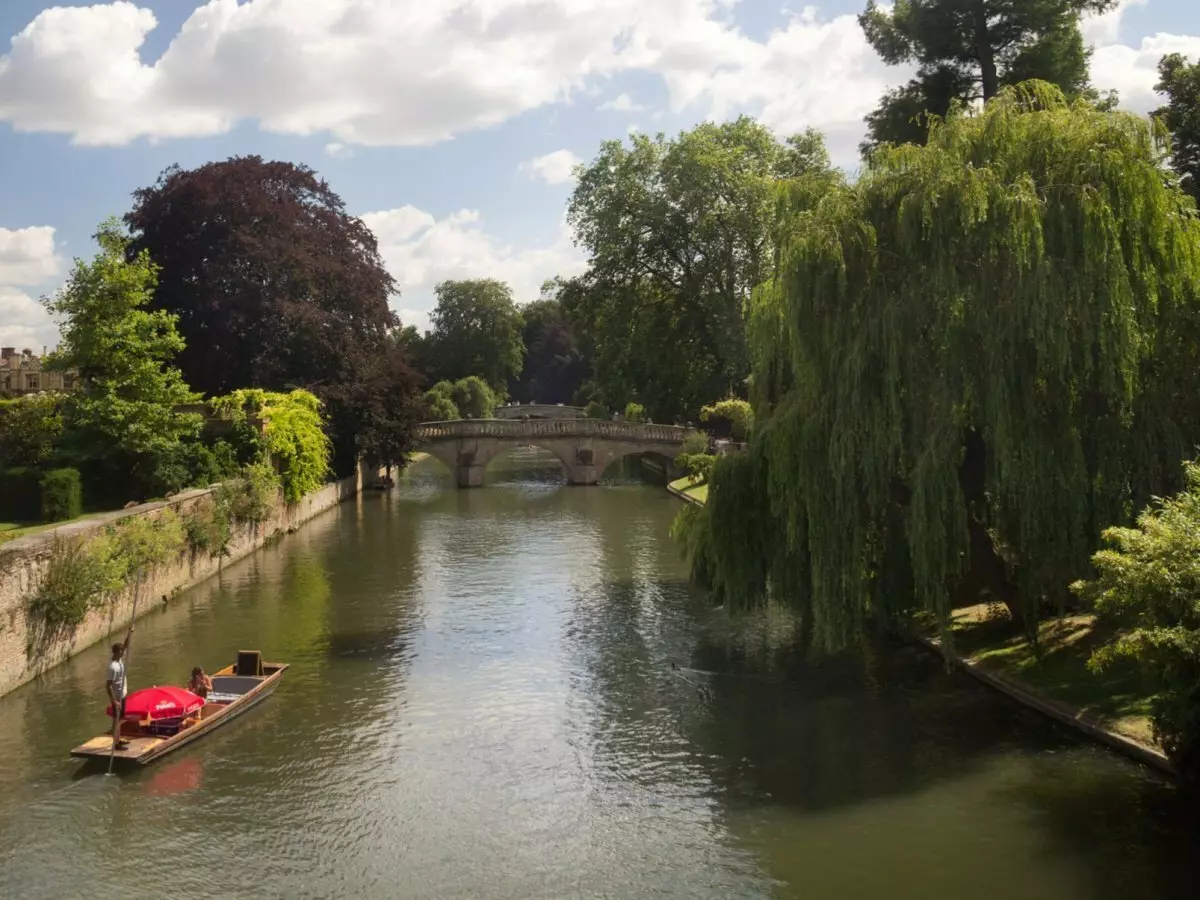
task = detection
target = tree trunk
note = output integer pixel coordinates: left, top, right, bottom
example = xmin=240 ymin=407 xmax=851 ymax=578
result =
xmin=975 ymin=5 xmax=999 ymax=101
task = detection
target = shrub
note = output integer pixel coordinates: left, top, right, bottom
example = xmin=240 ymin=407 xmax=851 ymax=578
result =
xmin=624 ymin=402 xmax=646 ymax=423
xmin=0 ymin=468 xmax=42 ymax=521
xmin=675 ymin=453 xmax=715 ymax=484
xmin=0 ymin=393 xmax=64 ymax=468
xmin=210 ymin=390 xmax=330 ymax=503
xmin=449 ymin=376 xmax=498 ymax=419
xmin=700 ymin=398 xmax=753 ymax=441
xmin=27 ymin=538 xmax=113 ymax=631
xmin=423 ymin=386 xmax=459 ymax=421
xmin=183 ymin=499 xmax=232 ymax=556
xmin=1074 ymin=460 xmax=1200 ymax=779
xmin=40 ymin=468 xmax=82 ymax=522
xmin=215 ymin=462 xmax=279 ymax=524
xmin=680 ymin=430 xmax=709 ymax=456
xmin=584 ymin=400 xmax=608 ymax=420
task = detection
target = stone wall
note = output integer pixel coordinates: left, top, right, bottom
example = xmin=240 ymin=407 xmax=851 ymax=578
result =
xmin=0 ymin=464 xmax=372 ymax=699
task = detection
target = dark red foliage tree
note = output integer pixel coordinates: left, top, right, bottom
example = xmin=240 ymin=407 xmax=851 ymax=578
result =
xmin=125 ymin=156 xmax=422 ymax=473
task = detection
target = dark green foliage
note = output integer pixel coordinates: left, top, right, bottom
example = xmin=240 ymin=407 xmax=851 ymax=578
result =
xmin=566 ymin=120 xmax=837 ymax=423
xmin=425 ymin=280 xmax=524 ymax=392
xmin=858 ymin=0 xmax=1114 ymax=152
xmin=584 ymin=400 xmax=609 ymax=420
xmin=1155 ymin=54 xmax=1200 ymax=202
xmin=0 ymin=394 xmax=64 ymax=469
xmin=510 ymin=290 xmax=591 ymax=405
xmin=39 ymin=469 xmax=82 ymax=522
xmin=0 ymin=468 xmax=42 ymax=521
xmin=1076 ymin=460 xmax=1200 ymax=778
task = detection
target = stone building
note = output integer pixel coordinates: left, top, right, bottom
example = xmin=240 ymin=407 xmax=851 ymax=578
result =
xmin=0 ymin=347 xmax=77 ymax=396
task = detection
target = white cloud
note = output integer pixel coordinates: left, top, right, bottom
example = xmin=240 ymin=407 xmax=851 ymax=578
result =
xmin=361 ymin=204 xmax=587 ymax=330
xmin=324 ymin=141 xmax=354 ymax=159
xmin=0 ymin=226 xmax=62 ymax=351
xmin=599 ymin=92 xmax=645 ymax=113
xmin=0 ymin=0 xmax=1192 ymax=168
xmin=520 ymin=149 xmax=583 ymax=185
xmin=0 ymin=226 xmax=61 ymax=286
xmin=1081 ymin=1 xmax=1200 ymax=114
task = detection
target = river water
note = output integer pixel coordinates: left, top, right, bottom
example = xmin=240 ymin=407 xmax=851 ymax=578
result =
xmin=1 ymin=453 xmax=1197 ymax=899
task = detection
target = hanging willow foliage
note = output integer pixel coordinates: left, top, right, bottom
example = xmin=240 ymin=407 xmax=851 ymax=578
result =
xmin=685 ymin=82 xmax=1200 ymax=650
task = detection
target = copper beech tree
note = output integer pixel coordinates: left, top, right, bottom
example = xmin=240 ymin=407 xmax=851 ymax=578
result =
xmin=124 ymin=156 xmax=423 ymax=473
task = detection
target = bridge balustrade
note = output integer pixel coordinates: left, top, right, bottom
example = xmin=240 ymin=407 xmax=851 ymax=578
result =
xmin=415 ymin=419 xmax=691 ymax=444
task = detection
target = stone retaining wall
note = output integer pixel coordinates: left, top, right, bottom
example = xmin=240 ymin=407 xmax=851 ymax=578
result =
xmin=0 ymin=464 xmax=372 ymax=699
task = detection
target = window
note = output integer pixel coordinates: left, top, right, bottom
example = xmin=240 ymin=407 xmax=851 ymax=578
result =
xmin=25 ymin=374 xmax=38 ymax=390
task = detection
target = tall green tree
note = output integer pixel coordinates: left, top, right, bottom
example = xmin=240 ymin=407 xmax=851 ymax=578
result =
xmin=566 ymin=119 xmax=834 ymax=422
xmin=1155 ymin=53 xmax=1200 ymax=202
xmin=426 ymin=279 xmax=524 ymax=393
xmin=859 ymin=0 xmax=1114 ymax=151
xmin=680 ymin=84 xmax=1200 ymax=649
xmin=44 ymin=219 xmax=201 ymax=496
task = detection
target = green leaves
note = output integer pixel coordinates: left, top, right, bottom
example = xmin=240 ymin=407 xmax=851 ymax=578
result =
xmin=689 ymin=85 xmax=1200 ymax=654
xmin=426 ymin=280 xmax=524 ymax=393
xmin=566 ymin=119 xmax=832 ymax=422
xmin=1076 ymin=461 xmax=1200 ymax=774
xmin=1154 ymin=53 xmax=1200 ymax=203
xmin=44 ymin=218 xmax=200 ymax=463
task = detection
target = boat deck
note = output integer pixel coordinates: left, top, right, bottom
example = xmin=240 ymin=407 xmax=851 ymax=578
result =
xmin=71 ymin=734 xmax=168 ymax=761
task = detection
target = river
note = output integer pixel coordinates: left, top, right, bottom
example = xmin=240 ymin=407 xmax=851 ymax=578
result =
xmin=0 ymin=452 xmax=1197 ymax=899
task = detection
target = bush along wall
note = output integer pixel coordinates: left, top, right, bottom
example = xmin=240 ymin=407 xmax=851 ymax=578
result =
xmin=39 ymin=468 xmax=82 ymax=522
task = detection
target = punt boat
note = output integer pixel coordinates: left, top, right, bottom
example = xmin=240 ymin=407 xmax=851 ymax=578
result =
xmin=70 ymin=651 xmax=287 ymax=766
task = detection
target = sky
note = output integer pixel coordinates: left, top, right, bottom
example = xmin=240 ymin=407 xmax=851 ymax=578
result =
xmin=0 ymin=0 xmax=1197 ymax=352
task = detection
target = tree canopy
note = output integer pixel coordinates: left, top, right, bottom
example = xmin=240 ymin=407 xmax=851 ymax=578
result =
xmin=859 ymin=0 xmax=1113 ymax=151
xmin=679 ymin=84 xmax=1200 ymax=651
xmin=1155 ymin=53 xmax=1200 ymax=203
xmin=565 ymin=119 xmax=835 ymax=422
xmin=124 ymin=156 xmax=416 ymax=473
xmin=509 ymin=285 xmax=590 ymax=405
xmin=425 ymin=279 xmax=524 ymax=393
xmin=44 ymin=219 xmax=201 ymax=491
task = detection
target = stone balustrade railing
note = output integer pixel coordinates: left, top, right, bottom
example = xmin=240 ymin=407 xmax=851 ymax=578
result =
xmin=415 ymin=418 xmax=692 ymax=444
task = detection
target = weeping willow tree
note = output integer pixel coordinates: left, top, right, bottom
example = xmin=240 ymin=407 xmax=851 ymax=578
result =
xmin=681 ymin=82 xmax=1200 ymax=650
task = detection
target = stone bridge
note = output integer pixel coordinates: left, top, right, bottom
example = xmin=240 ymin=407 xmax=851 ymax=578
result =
xmin=414 ymin=418 xmax=694 ymax=487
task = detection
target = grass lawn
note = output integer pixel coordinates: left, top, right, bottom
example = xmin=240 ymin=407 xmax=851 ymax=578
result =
xmin=940 ymin=603 xmax=1158 ymax=747
xmin=668 ymin=475 xmax=709 ymax=504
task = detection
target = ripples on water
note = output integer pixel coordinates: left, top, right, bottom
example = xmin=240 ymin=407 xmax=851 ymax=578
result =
xmin=1 ymin=452 xmax=1198 ymax=899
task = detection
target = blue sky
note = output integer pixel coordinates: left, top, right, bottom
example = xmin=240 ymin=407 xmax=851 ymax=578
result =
xmin=1 ymin=0 xmax=1197 ymax=351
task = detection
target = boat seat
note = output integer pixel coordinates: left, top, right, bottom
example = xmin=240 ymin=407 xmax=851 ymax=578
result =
xmin=210 ymin=675 xmax=260 ymax=696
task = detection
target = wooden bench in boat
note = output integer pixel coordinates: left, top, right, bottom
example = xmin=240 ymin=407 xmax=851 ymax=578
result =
xmin=70 ymin=651 xmax=287 ymax=766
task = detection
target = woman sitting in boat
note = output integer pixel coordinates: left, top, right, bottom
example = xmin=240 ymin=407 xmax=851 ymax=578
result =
xmin=188 ymin=666 xmax=213 ymax=699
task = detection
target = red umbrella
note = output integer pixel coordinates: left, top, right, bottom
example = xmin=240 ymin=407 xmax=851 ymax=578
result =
xmin=106 ymin=686 xmax=205 ymax=721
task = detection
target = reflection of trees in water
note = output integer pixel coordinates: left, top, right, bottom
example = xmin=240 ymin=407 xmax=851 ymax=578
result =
xmin=996 ymin=753 xmax=1200 ymax=900
xmin=568 ymin=573 xmax=1200 ymax=898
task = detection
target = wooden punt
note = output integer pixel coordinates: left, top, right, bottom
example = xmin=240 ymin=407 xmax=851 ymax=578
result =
xmin=70 ymin=651 xmax=287 ymax=766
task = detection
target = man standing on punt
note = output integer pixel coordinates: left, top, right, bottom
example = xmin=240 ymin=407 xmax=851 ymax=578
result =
xmin=106 ymin=625 xmax=134 ymax=750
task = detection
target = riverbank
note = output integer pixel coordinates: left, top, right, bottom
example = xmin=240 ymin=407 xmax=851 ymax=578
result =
xmin=666 ymin=478 xmax=1171 ymax=776
xmin=0 ymin=463 xmax=378 ymax=699
xmin=667 ymin=475 xmax=708 ymax=505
